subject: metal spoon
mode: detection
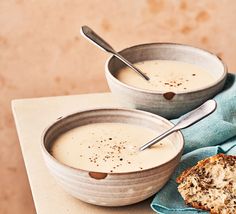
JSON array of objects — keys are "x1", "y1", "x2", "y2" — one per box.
[
  {"x1": 80, "y1": 26, "x2": 149, "y2": 81},
  {"x1": 139, "y1": 99, "x2": 217, "y2": 151}
]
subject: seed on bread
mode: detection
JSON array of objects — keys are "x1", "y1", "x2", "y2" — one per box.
[{"x1": 176, "y1": 154, "x2": 236, "y2": 214}]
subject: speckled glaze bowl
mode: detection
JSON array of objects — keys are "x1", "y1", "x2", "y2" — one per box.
[
  {"x1": 41, "y1": 108, "x2": 184, "y2": 207},
  {"x1": 105, "y1": 43, "x2": 227, "y2": 119}
]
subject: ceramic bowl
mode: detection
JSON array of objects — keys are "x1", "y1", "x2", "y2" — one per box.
[
  {"x1": 105, "y1": 43, "x2": 227, "y2": 119},
  {"x1": 41, "y1": 108, "x2": 184, "y2": 206}
]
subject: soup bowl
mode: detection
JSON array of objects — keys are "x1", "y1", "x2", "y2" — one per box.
[
  {"x1": 41, "y1": 108, "x2": 184, "y2": 206},
  {"x1": 105, "y1": 43, "x2": 227, "y2": 119}
]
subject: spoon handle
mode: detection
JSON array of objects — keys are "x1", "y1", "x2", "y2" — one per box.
[
  {"x1": 115, "y1": 53, "x2": 150, "y2": 80},
  {"x1": 139, "y1": 127, "x2": 175, "y2": 151},
  {"x1": 81, "y1": 25, "x2": 116, "y2": 53},
  {"x1": 175, "y1": 99, "x2": 217, "y2": 130},
  {"x1": 139, "y1": 99, "x2": 217, "y2": 151},
  {"x1": 81, "y1": 26, "x2": 149, "y2": 81}
]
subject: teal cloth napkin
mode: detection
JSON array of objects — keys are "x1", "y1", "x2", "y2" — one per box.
[{"x1": 151, "y1": 73, "x2": 236, "y2": 214}]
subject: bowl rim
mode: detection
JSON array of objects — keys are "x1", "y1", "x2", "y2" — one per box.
[
  {"x1": 105, "y1": 42, "x2": 228, "y2": 95},
  {"x1": 41, "y1": 107, "x2": 184, "y2": 175}
]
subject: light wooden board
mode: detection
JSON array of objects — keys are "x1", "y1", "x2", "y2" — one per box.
[{"x1": 12, "y1": 93, "x2": 155, "y2": 214}]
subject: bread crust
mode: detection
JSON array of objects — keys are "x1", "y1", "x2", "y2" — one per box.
[
  {"x1": 177, "y1": 153, "x2": 236, "y2": 183},
  {"x1": 176, "y1": 153, "x2": 236, "y2": 214}
]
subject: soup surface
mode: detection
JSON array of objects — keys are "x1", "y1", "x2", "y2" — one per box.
[
  {"x1": 51, "y1": 122, "x2": 177, "y2": 173},
  {"x1": 116, "y1": 60, "x2": 216, "y2": 92}
]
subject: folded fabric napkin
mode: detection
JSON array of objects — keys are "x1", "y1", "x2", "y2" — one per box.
[{"x1": 151, "y1": 73, "x2": 236, "y2": 214}]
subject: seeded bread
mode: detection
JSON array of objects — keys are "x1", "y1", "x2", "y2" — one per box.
[{"x1": 176, "y1": 154, "x2": 236, "y2": 214}]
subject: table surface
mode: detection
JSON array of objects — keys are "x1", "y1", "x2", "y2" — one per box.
[{"x1": 12, "y1": 93, "x2": 155, "y2": 214}]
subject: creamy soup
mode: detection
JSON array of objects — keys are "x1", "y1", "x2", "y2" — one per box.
[
  {"x1": 116, "y1": 60, "x2": 216, "y2": 92},
  {"x1": 51, "y1": 123, "x2": 177, "y2": 173}
]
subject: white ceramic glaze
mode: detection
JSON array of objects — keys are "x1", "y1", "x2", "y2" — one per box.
[
  {"x1": 105, "y1": 43, "x2": 227, "y2": 119},
  {"x1": 41, "y1": 108, "x2": 184, "y2": 206}
]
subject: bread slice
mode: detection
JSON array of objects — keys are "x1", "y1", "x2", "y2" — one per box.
[{"x1": 176, "y1": 154, "x2": 236, "y2": 214}]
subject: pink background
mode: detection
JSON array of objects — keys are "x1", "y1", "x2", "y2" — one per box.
[{"x1": 0, "y1": 0, "x2": 235, "y2": 213}]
